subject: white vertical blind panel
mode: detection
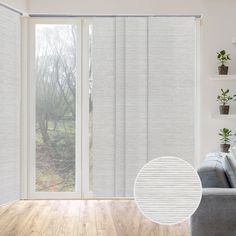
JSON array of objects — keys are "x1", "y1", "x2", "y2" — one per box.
[
  {"x1": 92, "y1": 18, "x2": 115, "y2": 196},
  {"x1": 125, "y1": 18, "x2": 148, "y2": 196},
  {"x1": 92, "y1": 17, "x2": 196, "y2": 197},
  {"x1": 115, "y1": 17, "x2": 126, "y2": 196},
  {"x1": 148, "y1": 17, "x2": 196, "y2": 165},
  {"x1": 92, "y1": 18, "x2": 148, "y2": 197},
  {"x1": 0, "y1": 6, "x2": 21, "y2": 204}
]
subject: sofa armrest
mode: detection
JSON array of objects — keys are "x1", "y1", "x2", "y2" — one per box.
[{"x1": 190, "y1": 188, "x2": 236, "y2": 236}]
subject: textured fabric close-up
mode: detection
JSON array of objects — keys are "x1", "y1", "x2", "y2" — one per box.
[{"x1": 134, "y1": 157, "x2": 202, "y2": 225}]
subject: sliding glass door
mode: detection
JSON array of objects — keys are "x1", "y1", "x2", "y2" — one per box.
[
  {"x1": 29, "y1": 19, "x2": 82, "y2": 198},
  {"x1": 28, "y1": 17, "x2": 198, "y2": 199}
]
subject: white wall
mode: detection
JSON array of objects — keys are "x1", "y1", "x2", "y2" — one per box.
[
  {"x1": 0, "y1": 0, "x2": 27, "y2": 12},
  {"x1": 28, "y1": 0, "x2": 236, "y2": 164},
  {"x1": 200, "y1": 1, "x2": 236, "y2": 163},
  {"x1": 28, "y1": 0, "x2": 204, "y2": 15}
]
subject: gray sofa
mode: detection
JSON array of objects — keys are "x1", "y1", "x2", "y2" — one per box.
[{"x1": 190, "y1": 154, "x2": 236, "y2": 236}]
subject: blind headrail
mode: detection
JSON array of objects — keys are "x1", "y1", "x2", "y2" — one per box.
[
  {"x1": 29, "y1": 14, "x2": 202, "y2": 19},
  {"x1": 0, "y1": 2, "x2": 23, "y2": 15}
]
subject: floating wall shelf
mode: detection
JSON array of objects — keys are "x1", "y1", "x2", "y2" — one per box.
[
  {"x1": 212, "y1": 114, "x2": 236, "y2": 119},
  {"x1": 210, "y1": 75, "x2": 236, "y2": 81}
]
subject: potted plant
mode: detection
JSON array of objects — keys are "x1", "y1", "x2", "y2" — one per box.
[
  {"x1": 217, "y1": 50, "x2": 231, "y2": 75},
  {"x1": 216, "y1": 89, "x2": 236, "y2": 114},
  {"x1": 219, "y1": 128, "x2": 233, "y2": 153}
]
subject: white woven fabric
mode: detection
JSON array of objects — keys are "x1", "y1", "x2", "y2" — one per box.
[
  {"x1": 0, "y1": 6, "x2": 21, "y2": 204},
  {"x1": 91, "y1": 17, "x2": 196, "y2": 197},
  {"x1": 134, "y1": 157, "x2": 202, "y2": 225}
]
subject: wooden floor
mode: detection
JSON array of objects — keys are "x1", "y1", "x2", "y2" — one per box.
[{"x1": 0, "y1": 200, "x2": 189, "y2": 236}]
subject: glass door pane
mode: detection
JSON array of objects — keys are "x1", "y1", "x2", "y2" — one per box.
[{"x1": 33, "y1": 23, "x2": 81, "y2": 195}]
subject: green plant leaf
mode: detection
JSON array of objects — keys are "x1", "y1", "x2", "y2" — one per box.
[{"x1": 221, "y1": 50, "x2": 226, "y2": 55}]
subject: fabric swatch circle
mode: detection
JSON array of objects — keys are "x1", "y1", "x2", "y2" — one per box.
[{"x1": 134, "y1": 156, "x2": 202, "y2": 225}]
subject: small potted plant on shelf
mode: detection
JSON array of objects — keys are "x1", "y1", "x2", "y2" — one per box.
[
  {"x1": 219, "y1": 128, "x2": 233, "y2": 153},
  {"x1": 216, "y1": 88, "x2": 236, "y2": 114},
  {"x1": 217, "y1": 50, "x2": 231, "y2": 75}
]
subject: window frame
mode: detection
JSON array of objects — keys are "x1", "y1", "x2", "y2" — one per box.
[
  {"x1": 21, "y1": 16, "x2": 200, "y2": 200},
  {"x1": 26, "y1": 17, "x2": 87, "y2": 199}
]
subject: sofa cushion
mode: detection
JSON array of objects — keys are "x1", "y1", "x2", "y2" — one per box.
[
  {"x1": 198, "y1": 153, "x2": 230, "y2": 188},
  {"x1": 230, "y1": 146, "x2": 236, "y2": 159},
  {"x1": 224, "y1": 154, "x2": 236, "y2": 188}
]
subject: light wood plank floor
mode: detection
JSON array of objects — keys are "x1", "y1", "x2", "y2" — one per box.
[{"x1": 0, "y1": 200, "x2": 189, "y2": 236}]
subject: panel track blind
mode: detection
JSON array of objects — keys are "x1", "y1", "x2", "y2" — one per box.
[
  {"x1": 0, "y1": 6, "x2": 21, "y2": 204},
  {"x1": 91, "y1": 17, "x2": 196, "y2": 197}
]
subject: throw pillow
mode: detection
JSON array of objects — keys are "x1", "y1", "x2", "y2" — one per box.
[{"x1": 224, "y1": 154, "x2": 236, "y2": 188}]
